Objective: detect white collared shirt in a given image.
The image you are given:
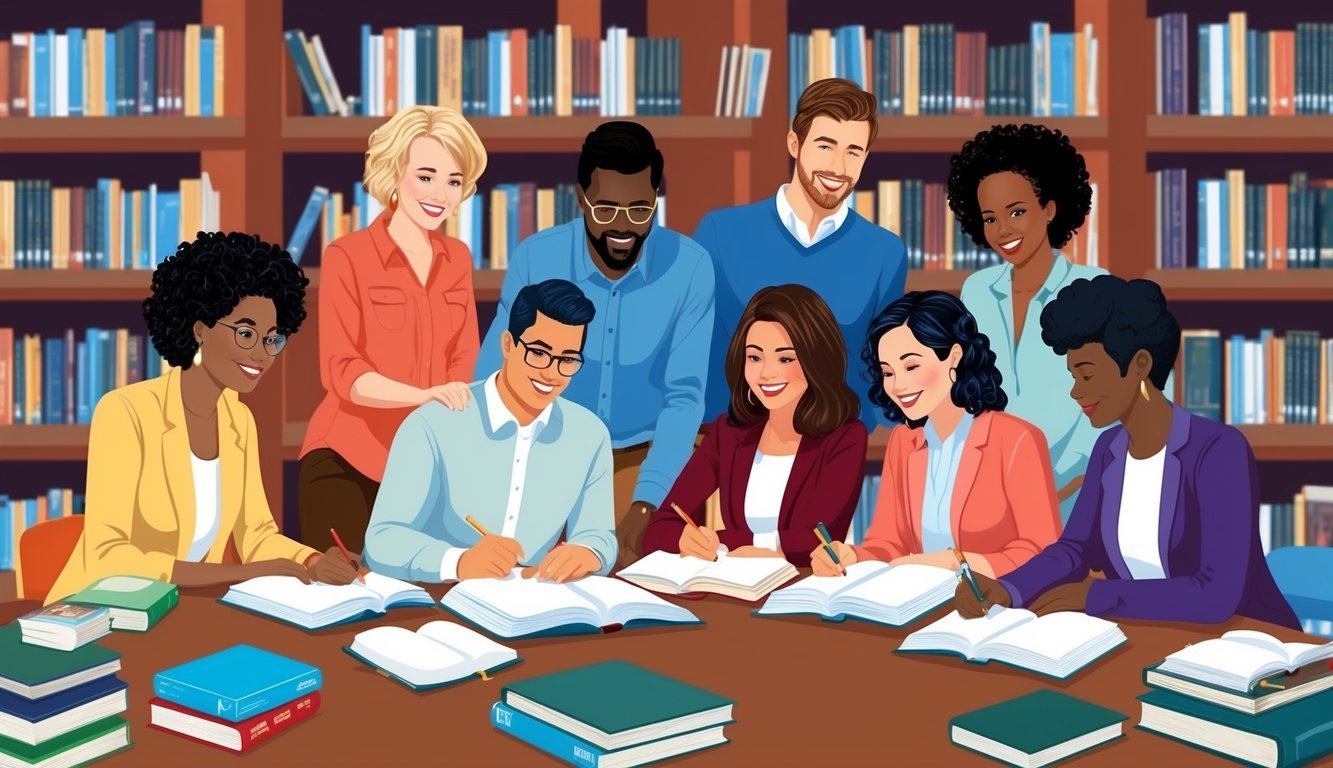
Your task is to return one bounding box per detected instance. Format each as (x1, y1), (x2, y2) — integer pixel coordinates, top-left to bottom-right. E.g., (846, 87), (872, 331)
(1118, 446), (1168, 580)
(775, 184), (852, 247)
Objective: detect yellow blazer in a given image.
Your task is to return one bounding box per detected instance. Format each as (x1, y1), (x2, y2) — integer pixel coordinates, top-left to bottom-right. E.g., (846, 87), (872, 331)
(47, 367), (316, 603)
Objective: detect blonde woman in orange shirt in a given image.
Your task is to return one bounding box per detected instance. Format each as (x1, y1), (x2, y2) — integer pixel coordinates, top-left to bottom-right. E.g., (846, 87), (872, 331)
(299, 106), (488, 554)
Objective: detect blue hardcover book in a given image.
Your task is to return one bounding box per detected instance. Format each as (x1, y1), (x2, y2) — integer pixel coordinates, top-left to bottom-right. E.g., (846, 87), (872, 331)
(286, 186), (330, 265)
(359, 24), (371, 116)
(1198, 25), (1209, 115)
(283, 29), (327, 116)
(43, 338), (62, 426)
(103, 31), (116, 117)
(68, 28), (84, 117)
(48, 488), (62, 520)
(34, 31), (52, 117)
(488, 31), (506, 118)
(490, 701), (729, 768)
(1219, 177), (1230, 269)
(1049, 33), (1074, 116)
(0, 497), (11, 571)
(84, 330), (99, 416)
(96, 179), (111, 269)
(1138, 687), (1333, 768)
(1221, 23), (1231, 115)
(1029, 22), (1046, 115)
(0, 676), (126, 728)
(24, 500), (38, 529)
(76, 341), (89, 424)
(200, 29), (215, 117)
(155, 191), (179, 265)
(153, 646), (321, 723)
(137, 21), (155, 115)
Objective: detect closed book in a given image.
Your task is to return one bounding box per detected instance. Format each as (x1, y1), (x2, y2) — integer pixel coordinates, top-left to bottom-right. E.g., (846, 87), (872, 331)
(64, 575), (178, 632)
(950, 689), (1127, 768)
(502, 660), (733, 753)
(1139, 687), (1333, 768)
(285, 186), (330, 265)
(153, 645), (321, 723)
(0, 716), (129, 768)
(0, 626), (121, 701)
(491, 701), (728, 768)
(18, 604), (110, 652)
(0, 676), (127, 747)
(149, 692), (320, 753)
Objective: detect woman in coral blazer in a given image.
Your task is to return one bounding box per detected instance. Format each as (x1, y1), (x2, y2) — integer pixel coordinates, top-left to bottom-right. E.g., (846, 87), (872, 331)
(643, 285), (867, 567)
(813, 291), (1061, 579)
(48, 234), (357, 604)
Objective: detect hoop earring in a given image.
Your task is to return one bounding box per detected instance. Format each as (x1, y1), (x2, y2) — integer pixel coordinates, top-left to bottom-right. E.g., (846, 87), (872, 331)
(1140, 379), (1151, 402)
(949, 367), (958, 383)
(192, 343), (203, 368)
(389, 191), (399, 210)
(747, 388), (757, 405)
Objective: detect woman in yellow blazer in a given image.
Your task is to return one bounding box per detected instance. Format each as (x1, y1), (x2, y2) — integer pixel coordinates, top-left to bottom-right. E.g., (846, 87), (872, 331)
(48, 233), (359, 603)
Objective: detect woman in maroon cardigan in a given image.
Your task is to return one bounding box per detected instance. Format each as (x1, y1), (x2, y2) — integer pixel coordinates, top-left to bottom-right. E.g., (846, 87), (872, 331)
(642, 284), (869, 566)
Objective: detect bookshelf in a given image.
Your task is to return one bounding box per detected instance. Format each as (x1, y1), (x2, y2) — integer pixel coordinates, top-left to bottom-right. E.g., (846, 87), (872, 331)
(0, 117), (247, 152)
(1147, 116), (1333, 153)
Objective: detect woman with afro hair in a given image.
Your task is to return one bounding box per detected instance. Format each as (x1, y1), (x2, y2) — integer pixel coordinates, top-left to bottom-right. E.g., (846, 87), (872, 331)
(949, 123), (1108, 524)
(46, 233), (361, 603)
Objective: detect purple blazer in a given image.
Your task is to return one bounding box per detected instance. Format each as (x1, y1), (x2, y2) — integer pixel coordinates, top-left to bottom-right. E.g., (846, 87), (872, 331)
(1000, 404), (1299, 629)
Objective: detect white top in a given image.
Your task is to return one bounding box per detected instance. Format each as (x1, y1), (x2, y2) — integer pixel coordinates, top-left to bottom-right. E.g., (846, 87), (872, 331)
(1117, 446), (1168, 580)
(743, 451), (797, 551)
(774, 184), (851, 247)
(187, 453), (222, 563)
(440, 374), (555, 580)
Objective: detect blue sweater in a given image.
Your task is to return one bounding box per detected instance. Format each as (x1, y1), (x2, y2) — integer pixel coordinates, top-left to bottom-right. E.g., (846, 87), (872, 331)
(693, 199), (908, 428)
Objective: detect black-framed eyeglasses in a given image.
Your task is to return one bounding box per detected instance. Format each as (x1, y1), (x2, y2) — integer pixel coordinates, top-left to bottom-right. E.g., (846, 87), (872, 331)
(216, 322), (288, 356)
(516, 338), (583, 376)
(581, 192), (658, 226)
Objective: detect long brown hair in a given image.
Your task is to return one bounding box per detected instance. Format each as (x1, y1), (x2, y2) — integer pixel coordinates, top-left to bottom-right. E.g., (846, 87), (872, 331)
(725, 285), (860, 436)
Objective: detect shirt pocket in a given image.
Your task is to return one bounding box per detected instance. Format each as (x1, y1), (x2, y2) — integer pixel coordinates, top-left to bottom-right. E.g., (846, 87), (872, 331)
(367, 286), (408, 331)
(442, 287), (472, 332)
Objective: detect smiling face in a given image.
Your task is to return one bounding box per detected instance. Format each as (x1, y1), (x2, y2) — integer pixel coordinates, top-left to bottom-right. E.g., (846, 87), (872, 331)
(499, 311), (586, 414)
(976, 171), (1056, 268)
(580, 167), (657, 272)
(193, 295), (281, 395)
(742, 320), (809, 415)
(876, 325), (962, 424)
(395, 136), (465, 230)
(788, 115), (870, 211)
(1066, 342), (1150, 430)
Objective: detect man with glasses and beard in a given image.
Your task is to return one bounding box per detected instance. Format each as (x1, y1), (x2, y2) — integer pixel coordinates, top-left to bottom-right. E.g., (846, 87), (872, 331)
(694, 78), (907, 430)
(477, 122), (714, 571)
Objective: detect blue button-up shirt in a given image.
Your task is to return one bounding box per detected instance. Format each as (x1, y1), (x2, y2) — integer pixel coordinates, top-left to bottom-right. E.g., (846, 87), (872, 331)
(476, 219), (715, 506)
(921, 413), (974, 553)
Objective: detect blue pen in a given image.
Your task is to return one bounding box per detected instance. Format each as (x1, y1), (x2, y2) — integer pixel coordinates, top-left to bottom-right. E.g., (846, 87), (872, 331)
(954, 549), (986, 603)
(814, 522), (846, 576)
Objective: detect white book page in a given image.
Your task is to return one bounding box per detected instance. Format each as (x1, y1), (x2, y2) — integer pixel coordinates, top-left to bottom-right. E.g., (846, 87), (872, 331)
(1165, 636), (1286, 679)
(786, 561), (892, 601)
(616, 551), (712, 590)
(1221, 630), (1333, 668)
(417, 621), (516, 670)
(689, 555), (795, 590)
(351, 626), (468, 687)
(361, 572), (429, 607)
(450, 571), (595, 620)
(568, 575), (695, 626)
(983, 612), (1117, 662)
(837, 564), (955, 611)
(228, 576), (374, 615)
(911, 607), (1036, 658)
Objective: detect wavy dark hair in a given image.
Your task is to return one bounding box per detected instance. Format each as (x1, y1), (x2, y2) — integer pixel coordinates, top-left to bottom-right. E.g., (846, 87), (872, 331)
(863, 291), (1007, 428)
(726, 285), (860, 436)
(1040, 275), (1180, 390)
(143, 232), (308, 369)
(947, 123), (1093, 250)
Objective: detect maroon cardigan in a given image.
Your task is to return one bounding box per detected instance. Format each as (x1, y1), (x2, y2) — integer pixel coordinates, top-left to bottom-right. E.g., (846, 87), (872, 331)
(643, 414), (869, 567)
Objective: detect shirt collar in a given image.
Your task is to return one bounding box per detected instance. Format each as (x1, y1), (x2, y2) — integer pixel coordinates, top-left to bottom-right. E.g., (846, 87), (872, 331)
(483, 373), (554, 436)
(368, 208), (452, 269)
(924, 411), (975, 452)
(571, 217), (656, 285)
(988, 252), (1074, 300)
(775, 184), (851, 243)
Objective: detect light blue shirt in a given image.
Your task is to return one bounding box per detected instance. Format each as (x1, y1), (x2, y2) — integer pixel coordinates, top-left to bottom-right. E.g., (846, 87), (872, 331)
(920, 413), (974, 553)
(476, 220), (715, 507)
(363, 378), (618, 582)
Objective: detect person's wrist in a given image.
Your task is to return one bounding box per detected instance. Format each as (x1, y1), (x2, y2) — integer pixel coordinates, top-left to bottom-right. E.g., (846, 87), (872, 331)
(633, 500), (657, 515)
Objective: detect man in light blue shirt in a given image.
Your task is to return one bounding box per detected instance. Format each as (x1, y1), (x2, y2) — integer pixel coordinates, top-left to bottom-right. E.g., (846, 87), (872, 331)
(366, 279), (617, 583)
(477, 122), (714, 570)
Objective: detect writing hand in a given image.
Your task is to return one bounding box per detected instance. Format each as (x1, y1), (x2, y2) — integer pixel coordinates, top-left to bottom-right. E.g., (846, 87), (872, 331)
(809, 541), (857, 576)
(955, 571), (1012, 618)
(458, 535), (524, 580)
(677, 524), (720, 561)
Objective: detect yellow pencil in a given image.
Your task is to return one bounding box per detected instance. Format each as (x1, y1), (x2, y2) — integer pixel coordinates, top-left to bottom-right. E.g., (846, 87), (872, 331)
(465, 515), (491, 537)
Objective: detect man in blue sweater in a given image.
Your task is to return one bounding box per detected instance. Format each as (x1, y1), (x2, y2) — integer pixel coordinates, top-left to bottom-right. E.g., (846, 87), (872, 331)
(694, 78), (907, 428)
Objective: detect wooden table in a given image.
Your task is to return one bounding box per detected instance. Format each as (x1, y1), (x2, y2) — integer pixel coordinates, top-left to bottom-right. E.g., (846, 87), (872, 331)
(1, 587), (1326, 767)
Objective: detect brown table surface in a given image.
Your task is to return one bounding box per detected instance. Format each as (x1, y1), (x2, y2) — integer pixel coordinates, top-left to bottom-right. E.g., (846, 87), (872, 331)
(2, 583), (1330, 768)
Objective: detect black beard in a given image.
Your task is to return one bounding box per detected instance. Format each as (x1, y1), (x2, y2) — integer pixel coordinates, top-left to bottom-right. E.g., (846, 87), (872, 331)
(585, 222), (648, 271)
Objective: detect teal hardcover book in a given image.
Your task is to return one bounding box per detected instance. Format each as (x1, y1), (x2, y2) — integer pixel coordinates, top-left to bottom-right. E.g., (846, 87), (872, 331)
(949, 690), (1127, 767)
(1138, 687), (1333, 768)
(0, 626), (121, 700)
(491, 700), (729, 768)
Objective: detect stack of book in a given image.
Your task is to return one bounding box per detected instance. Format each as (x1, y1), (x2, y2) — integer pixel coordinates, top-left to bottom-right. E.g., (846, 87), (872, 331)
(490, 660), (733, 767)
(149, 645), (322, 754)
(18, 605), (110, 652)
(0, 626), (129, 768)
(1138, 630), (1333, 767)
(1175, 327), (1331, 426)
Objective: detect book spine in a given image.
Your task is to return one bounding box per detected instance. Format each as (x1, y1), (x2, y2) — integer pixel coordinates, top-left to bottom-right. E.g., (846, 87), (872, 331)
(237, 692), (320, 751)
(491, 702), (603, 768)
(153, 672), (322, 723)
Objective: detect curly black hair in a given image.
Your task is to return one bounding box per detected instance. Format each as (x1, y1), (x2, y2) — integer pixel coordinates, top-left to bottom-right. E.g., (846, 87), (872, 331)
(863, 291), (1007, 428)
(1039, 275), (1180, 390)
(143, 232), (309, 369)
(947, 123), (1093, 250)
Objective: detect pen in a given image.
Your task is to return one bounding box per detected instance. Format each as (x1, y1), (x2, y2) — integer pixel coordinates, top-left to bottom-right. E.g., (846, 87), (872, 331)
(954, 549), (986, 603)
(813, 523), (846, 577)
(672, 503), (717, 562)
(464, 515), (492, 537)
(328, 528), (366, 585)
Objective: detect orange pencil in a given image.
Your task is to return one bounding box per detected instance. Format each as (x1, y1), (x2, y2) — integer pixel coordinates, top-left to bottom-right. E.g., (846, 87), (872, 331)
(670, 503), (699, 529)
(328, 528), (366, 585)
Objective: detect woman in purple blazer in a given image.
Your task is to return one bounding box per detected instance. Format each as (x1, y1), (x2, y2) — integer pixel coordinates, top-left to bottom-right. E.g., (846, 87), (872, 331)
(958, 275), (1298, 628)
(642, 285), (868, 567)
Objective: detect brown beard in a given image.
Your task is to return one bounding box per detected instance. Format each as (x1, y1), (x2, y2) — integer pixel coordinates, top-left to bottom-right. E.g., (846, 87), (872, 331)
(797, 159), (854, 211)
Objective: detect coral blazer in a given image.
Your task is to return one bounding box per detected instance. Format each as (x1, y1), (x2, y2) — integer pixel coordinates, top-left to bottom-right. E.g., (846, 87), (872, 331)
(47, 367), (317, 603)
(856, 410), (1061, 577)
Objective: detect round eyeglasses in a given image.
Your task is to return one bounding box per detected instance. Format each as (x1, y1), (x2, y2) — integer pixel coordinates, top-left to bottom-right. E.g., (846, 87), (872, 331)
(516, 338), (583, 377)
(216, 322), (288, 356)
(581, 192), (657, 226)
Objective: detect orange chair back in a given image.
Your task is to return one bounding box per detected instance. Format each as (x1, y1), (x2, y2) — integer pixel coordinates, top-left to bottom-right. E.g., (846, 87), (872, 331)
(17, 516), (84, 602)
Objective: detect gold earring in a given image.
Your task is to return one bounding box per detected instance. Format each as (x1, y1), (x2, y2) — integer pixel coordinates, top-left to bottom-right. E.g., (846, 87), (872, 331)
(389, 191), (399, 209)
(192, 343), (203, 368)
(1140, 380), (1151, 402)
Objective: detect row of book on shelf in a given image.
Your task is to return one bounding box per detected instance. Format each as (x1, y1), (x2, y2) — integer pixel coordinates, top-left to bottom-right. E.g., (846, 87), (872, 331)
(1261, 486), (1333, 553)
(285, 25), (682, 119)
(714, 44), (772, 119)
(0, 328), (169, 427)
(0, 175), (221, 271)
(1155, 169), (1333, 271)
(0, 24), (225, 119)
(1176, 328), (1333, 426)
(0, 489), (85, 571)
(789, 21), (1099, 118)
(1155, 13), (1333, 116)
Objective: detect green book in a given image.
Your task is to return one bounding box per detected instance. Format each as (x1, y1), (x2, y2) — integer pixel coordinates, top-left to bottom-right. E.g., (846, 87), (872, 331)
(501, 660), (734, 752)
(0, 715), (130, 767)
(949, 689), (1127, 768)
(0, 625), (122, 700)
(65, 575), (178, 631)
(1138, 687), (1333, 768)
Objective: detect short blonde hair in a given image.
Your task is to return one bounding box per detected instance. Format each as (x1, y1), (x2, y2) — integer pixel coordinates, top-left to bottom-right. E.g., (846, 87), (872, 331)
(363, 106), (488, 206)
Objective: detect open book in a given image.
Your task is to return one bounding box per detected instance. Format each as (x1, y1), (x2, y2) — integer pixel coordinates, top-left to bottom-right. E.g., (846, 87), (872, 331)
(440, 570), (701, 639)
(617, 551), (798, 601)
(219, 572), (434, 630)
(897, 606), (1127, 679)
(754, 561), (955, 627)
(344, 621), (520, 691)
(1154, 630), (1333, 694)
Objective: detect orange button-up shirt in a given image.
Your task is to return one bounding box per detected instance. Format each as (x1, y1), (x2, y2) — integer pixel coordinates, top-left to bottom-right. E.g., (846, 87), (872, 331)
(300, 211), (480, 482)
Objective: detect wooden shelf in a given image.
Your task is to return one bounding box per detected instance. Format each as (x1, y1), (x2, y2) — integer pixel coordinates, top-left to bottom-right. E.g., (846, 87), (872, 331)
(874, 116), (1109, 152)
(1146, 116), (1333, 153)
(0, 425), (89, 461)
(1149, 269), (1333, 301)
(0, 270), (154, 301)
(0, 117), (245, 152)
(282, 116), (755, 153)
